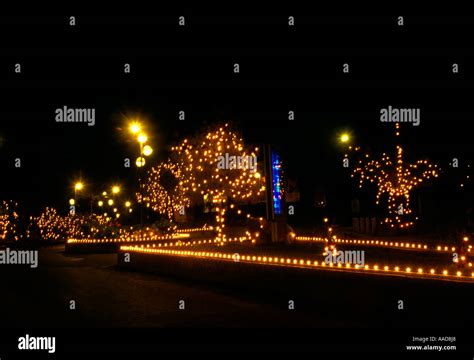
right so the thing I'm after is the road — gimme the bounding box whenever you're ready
[1,246,319,328]
[1,245,473,329]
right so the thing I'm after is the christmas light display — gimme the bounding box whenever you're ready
[351,124,439,228]
[138,160,190,221]
[33,207,81,241]
[0,200,21,241]
[33,208,115,241]
[168,124,265,240]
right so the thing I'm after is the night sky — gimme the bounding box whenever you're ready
[1,14,473,218]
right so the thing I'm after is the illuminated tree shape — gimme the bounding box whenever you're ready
[139,160,190,221]
[32,208,108,241]
[352,128,439,229]
[170,123,265,240]
[0,200,20,241]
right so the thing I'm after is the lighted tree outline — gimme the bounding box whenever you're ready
[139,160,190,222]
[170,123,265,240]
[0,200,20,241]
[32,208,112,241]
[351,126,439,229]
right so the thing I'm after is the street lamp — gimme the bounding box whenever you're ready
[137,133,148,144]
[112,185,121,195]
[73,182,84,214]
[143,145,153,156]
[129,122,141,135]
[126,120,155,227]
[340,133,350,143]
[130,127,153,227]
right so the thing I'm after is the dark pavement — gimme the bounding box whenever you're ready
[1,245,473,329]
[1,246,319,328]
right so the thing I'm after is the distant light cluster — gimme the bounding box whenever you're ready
[0,200,20,241]
[33,208,113,241]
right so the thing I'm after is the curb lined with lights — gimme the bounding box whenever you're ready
[295,236,459,253]
[175,226,214,233]
[67,233,190,244]
[67,230,463,255]
[119,245,474,283]
[67,234,251,246]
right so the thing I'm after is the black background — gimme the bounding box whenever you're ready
[1,11,474,356]
[1,15,474,214]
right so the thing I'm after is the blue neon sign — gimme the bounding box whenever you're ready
[271,151,282,215]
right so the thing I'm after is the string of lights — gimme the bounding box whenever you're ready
[295,235,460,253]
[68,236,251,246]
[119,245,474,283]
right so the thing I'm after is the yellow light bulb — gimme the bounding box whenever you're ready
[129,122,141,134]
[340,133,350,143]
[143,145,153,156]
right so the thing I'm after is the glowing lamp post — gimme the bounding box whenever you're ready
[74,182,83,201]
[72,182,83,215]
[129,122,141,135]
[128,122,153,227]
[143,145,153,156]
[340,133,350,144]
